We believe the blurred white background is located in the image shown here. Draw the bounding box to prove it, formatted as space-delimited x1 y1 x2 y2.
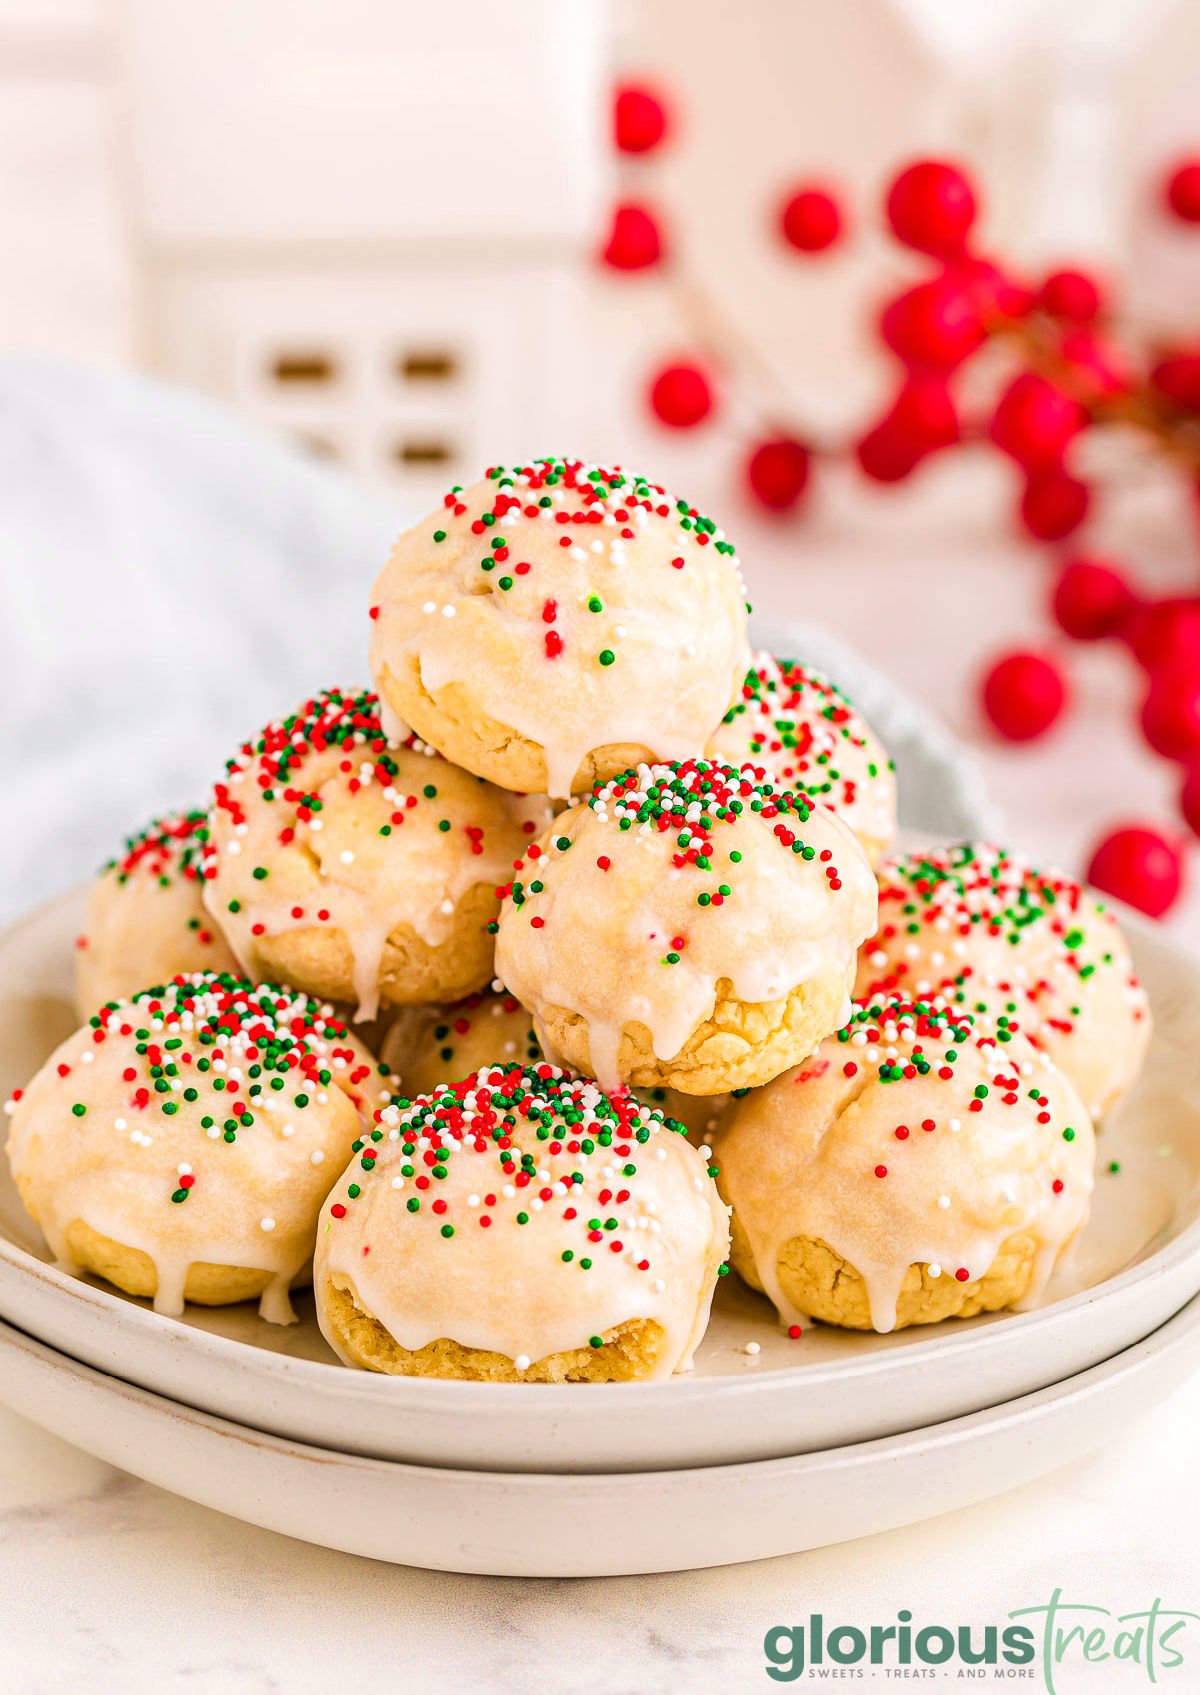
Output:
2 0 1200 934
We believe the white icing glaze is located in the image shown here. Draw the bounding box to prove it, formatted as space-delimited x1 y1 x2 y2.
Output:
5 976 376 1322
495 763 877 1091
713 999 1096 1333
708 653 896 861
368 459 751 797
314 1064 730 1378
203 688 550 1020
858 842 1152 1117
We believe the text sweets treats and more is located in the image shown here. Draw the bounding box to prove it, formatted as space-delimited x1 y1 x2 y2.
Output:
495 759 877 1095
857 842 1151 1118
75 809 239 1010
314 1062 730 1382
5 974 398 1323
368 458 752 798
712 996 1095 1334
707 654 897 866
202 687 551 1021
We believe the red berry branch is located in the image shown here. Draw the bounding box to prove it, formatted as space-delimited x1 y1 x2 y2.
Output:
600 82 1200 917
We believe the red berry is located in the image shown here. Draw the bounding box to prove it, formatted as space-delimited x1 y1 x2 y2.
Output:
1141 669 1200 762
779 186 843 254
885 374 959 450
885 160 977 258
959 256 1034 321
855 423 920 484
1058 329 1130 403
1151 351 1200 412
1051 557 1133 641
1164 158 1200 223
1036 268 1103 322
648 361 713 428
1126 598 1200 672
880 276 985 370
745 437 810 511
1019 466 1090 542
990 373 1084 469
602 203 663 271
1086 826 1183 919
614 83 668 155
980 651 1068 741
1181 767 1200 839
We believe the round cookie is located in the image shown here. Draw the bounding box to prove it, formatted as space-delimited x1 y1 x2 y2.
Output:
5 973 396 1322
712 996 1095 1333
707 654 896 865
380 990 540 1095
368 457 751 797
314 1062 730 1382
75 809 239 1010
203 687 550 1020
494 759 877 1095
857 842 1151 1118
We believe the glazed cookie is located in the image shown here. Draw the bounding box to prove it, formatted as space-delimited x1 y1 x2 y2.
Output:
379 990 540 1096
708 654 896 865
368 457 751 797
712 996 1095 1333
5 974 397 1322
314 1062 730 1382
856 842 1151 1117
203 687 550 1020
494 760 877 1095
75 809 239 1009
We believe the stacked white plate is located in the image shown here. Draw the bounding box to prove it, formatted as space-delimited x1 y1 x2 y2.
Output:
1 890 1199 1577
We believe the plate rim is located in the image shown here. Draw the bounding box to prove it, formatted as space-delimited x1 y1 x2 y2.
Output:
2 1286 1198 1483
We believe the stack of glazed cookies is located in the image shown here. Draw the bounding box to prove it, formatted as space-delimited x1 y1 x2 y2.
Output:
5 457 1151 1383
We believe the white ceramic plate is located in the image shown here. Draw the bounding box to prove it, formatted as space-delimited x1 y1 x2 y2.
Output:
1 1299 1197 1576
3 889 1200 1473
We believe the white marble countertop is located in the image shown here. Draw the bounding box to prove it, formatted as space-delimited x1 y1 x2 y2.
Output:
4 438 1200 1691
1 1371 1197 1694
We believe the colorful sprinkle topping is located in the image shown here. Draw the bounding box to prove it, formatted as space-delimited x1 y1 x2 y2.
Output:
36 974 394 1198
498 759 852 933
862 844 1146 1032
329 1061 721 1283
103 808 213 887
395 458 747 667
715 656 892 810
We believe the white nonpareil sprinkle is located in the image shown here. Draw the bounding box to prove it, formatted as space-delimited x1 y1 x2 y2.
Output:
310 1150 325 1165
514 1355 531 1372
937 1194 951 1210
928 1263 942 1279
260 1217 276 1232
339 850 355 865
